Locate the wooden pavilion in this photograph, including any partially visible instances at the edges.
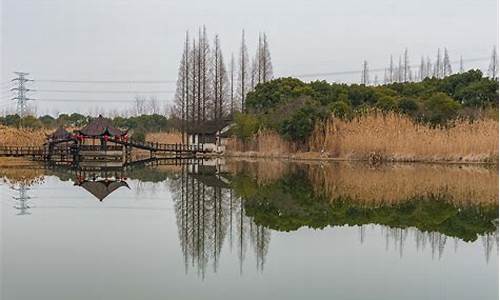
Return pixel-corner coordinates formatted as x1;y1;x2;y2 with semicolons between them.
73;115;129;167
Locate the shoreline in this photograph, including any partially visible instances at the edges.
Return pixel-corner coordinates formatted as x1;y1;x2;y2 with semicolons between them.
221;151;499;165
0;153;498;167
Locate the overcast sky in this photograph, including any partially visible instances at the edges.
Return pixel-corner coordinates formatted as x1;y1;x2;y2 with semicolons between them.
1;0;498;115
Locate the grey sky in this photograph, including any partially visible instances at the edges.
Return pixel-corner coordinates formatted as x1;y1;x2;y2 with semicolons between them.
1;0;498;115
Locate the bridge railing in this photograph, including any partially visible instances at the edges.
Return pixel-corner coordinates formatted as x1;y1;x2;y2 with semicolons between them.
109;137;209;153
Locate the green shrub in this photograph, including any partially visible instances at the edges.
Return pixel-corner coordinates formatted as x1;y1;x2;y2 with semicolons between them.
132;129;146;142
233;113;260;140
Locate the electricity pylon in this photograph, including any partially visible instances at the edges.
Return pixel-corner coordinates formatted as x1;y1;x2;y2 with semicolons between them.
11;72;34;118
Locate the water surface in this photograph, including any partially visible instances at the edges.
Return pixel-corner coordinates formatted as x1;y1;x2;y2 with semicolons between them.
1;160;498;300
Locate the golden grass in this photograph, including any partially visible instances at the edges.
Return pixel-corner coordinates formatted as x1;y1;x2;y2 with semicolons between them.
146;131;182;144
225;130;292;157
0;125;50;147
309;112;499;162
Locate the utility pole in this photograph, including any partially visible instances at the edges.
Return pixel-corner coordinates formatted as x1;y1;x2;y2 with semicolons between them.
11;72;34;118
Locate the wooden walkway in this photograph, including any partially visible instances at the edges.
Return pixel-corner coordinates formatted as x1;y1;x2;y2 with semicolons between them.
112;139;207;153
0;139;209;161
0;146;46;158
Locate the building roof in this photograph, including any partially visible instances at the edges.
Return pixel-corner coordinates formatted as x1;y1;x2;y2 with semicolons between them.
47;126;71;140
186;119;232;135
78;115;128;137
78;180;130;201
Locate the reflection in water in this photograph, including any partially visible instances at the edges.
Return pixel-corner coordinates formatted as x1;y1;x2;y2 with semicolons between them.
1;160;498;273
11;183;32;216
171;164;270;277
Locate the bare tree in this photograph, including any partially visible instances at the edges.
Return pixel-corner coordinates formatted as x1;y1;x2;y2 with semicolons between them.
134;96;147;116
397;56;403;82
230;53;235;115
403;48;410;82
426;56;432;79
419;56;426;81
361;60;369;85
257;33;273;83
388;55;394;83
434;48;442;78
443;48;452;76
148;96;160;115
488;46;498;79
212;34;229;121
237;30;250;111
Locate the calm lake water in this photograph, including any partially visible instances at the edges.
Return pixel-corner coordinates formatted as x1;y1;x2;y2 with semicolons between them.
1;160;498;300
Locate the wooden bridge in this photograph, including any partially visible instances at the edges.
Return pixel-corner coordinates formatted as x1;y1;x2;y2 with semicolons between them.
0;138;211;167
0;146;46;158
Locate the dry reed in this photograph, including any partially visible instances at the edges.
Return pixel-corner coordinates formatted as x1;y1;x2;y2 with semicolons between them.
309;113;498;162
0;125;50;147
225;130;292;158
146;131;182;144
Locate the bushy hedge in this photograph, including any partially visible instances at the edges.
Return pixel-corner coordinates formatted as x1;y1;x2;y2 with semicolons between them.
240;70;498;142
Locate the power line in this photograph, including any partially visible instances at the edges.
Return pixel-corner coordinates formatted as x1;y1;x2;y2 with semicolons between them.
35;99;164;103
36;79;176;84
35;89;175;94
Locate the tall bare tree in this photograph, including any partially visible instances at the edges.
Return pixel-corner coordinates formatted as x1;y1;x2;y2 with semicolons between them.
403;48;410;82
434;48;442;78
419;56;426;81
389;55;394;83
212;34;229;121
443;48;452;76
361;60;369;85
237;30;250;111
488;46;498;79
230;53;235;115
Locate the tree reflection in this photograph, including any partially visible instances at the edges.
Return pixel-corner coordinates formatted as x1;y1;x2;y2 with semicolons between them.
171;164;270;277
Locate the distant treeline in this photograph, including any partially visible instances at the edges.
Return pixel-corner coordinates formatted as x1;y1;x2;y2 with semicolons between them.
233;69;499;142
0;113;178;134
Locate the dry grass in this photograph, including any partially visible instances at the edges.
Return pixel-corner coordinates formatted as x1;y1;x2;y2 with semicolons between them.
309;113;498;162
225;130;292;157
0;125;50;147
130;131;182;160
146;131;182;144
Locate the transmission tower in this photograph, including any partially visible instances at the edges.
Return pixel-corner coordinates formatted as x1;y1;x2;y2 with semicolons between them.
12;183;32;216
11;72;34;117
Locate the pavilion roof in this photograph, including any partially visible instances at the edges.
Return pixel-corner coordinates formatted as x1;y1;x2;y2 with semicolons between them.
78;180;130;201
186;119;232;135
47;126;71;140
78;115;127;137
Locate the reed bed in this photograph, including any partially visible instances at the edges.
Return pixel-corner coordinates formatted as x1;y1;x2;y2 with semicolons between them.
146;131;182;144
225;130;292;158
0;125;50;147
309;113;499;162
